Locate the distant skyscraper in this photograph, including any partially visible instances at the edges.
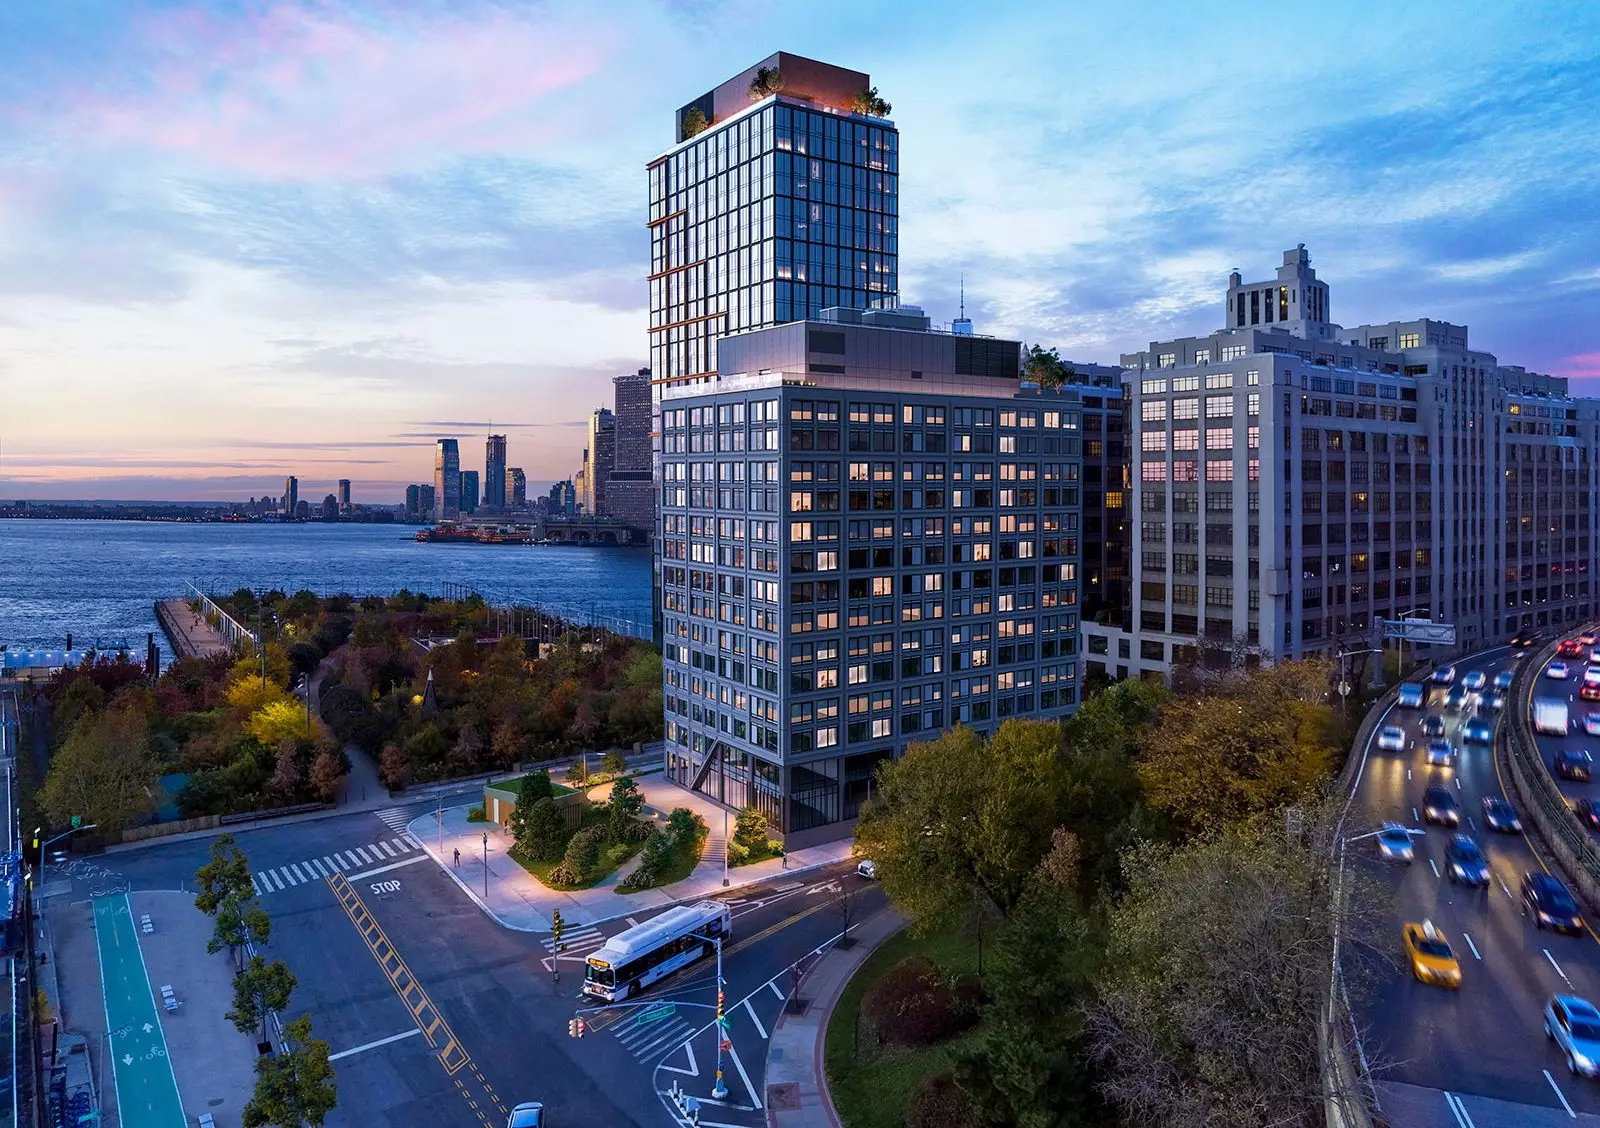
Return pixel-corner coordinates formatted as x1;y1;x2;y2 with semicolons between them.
549;479;575;515
420;483;436;517
337;479;352;512
433;439;460;522
607;368;654;530
281;475;299;517
484;434;507;510
405;483;422;518
320;494;338;519
507;467;526;508
461;470;480;515
578;408;615;515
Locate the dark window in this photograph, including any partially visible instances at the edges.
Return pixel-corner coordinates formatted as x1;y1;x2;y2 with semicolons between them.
808;330;846;355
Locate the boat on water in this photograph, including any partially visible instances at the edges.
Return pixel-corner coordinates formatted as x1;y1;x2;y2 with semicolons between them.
415;524;535;545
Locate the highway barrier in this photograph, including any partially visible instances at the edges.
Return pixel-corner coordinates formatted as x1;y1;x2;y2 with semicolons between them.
1503;628;1600;912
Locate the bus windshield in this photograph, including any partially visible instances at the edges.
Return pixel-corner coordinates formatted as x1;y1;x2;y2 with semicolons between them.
585;961;615;988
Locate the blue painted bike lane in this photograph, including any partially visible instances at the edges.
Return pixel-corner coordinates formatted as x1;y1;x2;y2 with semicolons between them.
92;894;187;1128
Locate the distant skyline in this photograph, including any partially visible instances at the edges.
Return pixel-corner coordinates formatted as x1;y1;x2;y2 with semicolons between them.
1;0;1596;500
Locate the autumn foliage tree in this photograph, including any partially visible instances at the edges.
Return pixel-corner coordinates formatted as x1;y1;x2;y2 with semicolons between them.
40;703;161;833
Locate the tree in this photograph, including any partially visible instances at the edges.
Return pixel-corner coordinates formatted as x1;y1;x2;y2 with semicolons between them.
733;805;768;852
209;898;272;971
40;704;161;833
378;743;410;790
1086;808;1387;1128
606;775;644;841
849;85;892;117
308;746;345;802
249;699;310;747
227;956;297;1044
268;739;303;800
551;825;603;883
681;106;709;140
1135;660;1337;836
1022;344;1073;390
243;1014;337;1128
747;65;784;100
854;720;1066;930
601;748;628;776
514;797;569;863
194;834;255;916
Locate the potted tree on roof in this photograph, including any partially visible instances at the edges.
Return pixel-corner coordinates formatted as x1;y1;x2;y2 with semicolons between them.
748;66;784;100
849;86;892;117
1023;344;1074;390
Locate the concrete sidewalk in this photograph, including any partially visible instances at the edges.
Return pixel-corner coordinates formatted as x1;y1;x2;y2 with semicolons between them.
765;908;906;1128
160;599;231;659
410;771;855;931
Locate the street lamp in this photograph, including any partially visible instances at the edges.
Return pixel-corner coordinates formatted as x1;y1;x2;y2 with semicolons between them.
1329;824;1421;1025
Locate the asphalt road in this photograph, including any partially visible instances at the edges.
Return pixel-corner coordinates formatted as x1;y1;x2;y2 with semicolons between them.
1351;645;1600;1126
57;796;875;1127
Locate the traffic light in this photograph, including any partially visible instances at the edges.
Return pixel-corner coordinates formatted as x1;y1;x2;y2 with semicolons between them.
552;909;565;954
567;1017;586;1038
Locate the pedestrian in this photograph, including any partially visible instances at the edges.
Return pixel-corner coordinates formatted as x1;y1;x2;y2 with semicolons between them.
453;848;460;867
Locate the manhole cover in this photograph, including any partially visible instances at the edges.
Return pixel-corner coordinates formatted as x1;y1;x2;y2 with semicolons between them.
769;1083;801;1110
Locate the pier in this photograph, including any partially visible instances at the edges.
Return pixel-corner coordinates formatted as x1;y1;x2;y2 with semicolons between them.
154;600;233;660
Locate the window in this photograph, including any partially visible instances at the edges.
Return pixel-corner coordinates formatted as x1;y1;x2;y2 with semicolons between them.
1221;345;1249;361
1142;431;1168;452
1142;400;1168;423
1398;332;1421;349
1159;353;1177;368
1206;427;1233;449
1206;372;1232;389
1172;399;1199;420
1206;460;1234;482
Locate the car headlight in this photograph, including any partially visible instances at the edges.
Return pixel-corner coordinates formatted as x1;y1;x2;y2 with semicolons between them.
1451;864;1465;876
1540;911;1554;923
1575;1052;1594;1073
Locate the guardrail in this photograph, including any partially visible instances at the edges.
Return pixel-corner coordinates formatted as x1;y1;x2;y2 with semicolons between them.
183;581;260;653
1503;627;1600;911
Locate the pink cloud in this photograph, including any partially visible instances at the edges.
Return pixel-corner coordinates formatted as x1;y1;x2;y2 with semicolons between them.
1553;352;1600;380
43;4;612;179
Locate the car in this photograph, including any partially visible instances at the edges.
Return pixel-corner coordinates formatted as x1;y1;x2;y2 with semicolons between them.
1575;799;1600;831
1419;714;1447;739
1586;665;1600;684
1550;661;1572;680
1402;919;1462;987
1377;725;1406;753
1584;712;1600;737
856;859;877;879
1431;665;1457;686
1398;682;1426;708
1426;738;1456;767
1486;692;1508;713
1582;682;1600;703
1377;822;1416;861
1559;640;1586;659
1582;632;1598;647
1444;685;1469;711
1446;834;1490;885
1554;750;1594;782
1464;717;1494;745
1483;796;1523;832
508;1102;545;1128
1495;669;1516;690
1463;671;1488;692
1546;995;1600;1078
1525;872;1586;934
1423;784;1460;825
1591;647;1600;665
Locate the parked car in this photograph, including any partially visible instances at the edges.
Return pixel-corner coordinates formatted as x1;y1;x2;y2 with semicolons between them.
856;859;878;879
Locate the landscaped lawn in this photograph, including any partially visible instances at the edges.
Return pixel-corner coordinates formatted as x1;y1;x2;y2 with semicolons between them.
730;840;783;868
824;920;987;1128
509;808;644;891
617;826;707;894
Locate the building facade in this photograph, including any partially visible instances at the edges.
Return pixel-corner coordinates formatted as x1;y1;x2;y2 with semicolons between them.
548;479;575;515
281;476;298;517
1086;246;1600;681
578;408;616;515
485;435;508;510
607;368;655;531
657;308;1084;843
337;479;352;512
434;439;460;522
507;468;527;509
461;470;480;516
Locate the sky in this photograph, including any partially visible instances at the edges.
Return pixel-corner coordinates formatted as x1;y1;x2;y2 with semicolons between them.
1;0;1596;503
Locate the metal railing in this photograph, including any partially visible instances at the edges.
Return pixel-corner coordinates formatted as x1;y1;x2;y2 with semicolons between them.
183;581;260;652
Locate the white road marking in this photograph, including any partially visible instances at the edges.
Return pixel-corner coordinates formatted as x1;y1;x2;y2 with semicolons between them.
1456;777;1462;790
377;840;398;858
389;838;410;853
632;1021;694;1060
250;877;262;896
658;1040;699;1076
339;851;360;867
1462;933;1481;960
1413;807;1420;822
347;855;429;882
1408;769;1413;781
308;859;328;878
627;916;640;926
1544;1069;1577;1118
727;1041;762;1110
768;981;784;1000
354;846;374;864
327;1028;422;1061
742;998;767;1039
1430;859;1440;879
1443;1091;1479;1128
1500;878;1513;898
271;867;293;887
1546;949;1573;986
290;863;311;883
321;856;340;872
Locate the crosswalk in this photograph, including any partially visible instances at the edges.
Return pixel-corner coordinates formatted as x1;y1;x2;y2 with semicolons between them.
539;925;606;955
374;807;416;834
251;835;422;895
613;1007;699;1064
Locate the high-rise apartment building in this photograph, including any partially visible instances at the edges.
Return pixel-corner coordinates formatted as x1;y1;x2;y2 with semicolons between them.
507;468;527;508
578;408;616;515
607;368;655;530
485;435;507;510
461;470;480;516
337;479;352;512
1084;245;1600;681
658;307;1084;843
549;479;575;515
281;475;298;518
433;439;460;522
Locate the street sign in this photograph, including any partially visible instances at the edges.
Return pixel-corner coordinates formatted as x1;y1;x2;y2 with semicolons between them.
71;815;81;828
639;1003;677;1024
1379;618;1457;645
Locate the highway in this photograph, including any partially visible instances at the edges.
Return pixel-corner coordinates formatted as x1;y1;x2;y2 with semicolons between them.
1350;644;1600;1126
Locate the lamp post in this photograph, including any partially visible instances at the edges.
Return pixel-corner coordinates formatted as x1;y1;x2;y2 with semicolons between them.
482;831;489;898
1392;606;1434;680
722;807;730;888
712;934;729;1100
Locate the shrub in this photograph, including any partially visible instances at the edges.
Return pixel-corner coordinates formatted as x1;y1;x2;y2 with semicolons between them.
601;748;628;775
378;743;410;790
519;770;554;802
620;830;674;891
904;1072;985;1128
726;839;750;864
515;797;570;862
859;956;973;1049
549;825;605;883
733;805;767;851
466;805;487;823
666;807;704;844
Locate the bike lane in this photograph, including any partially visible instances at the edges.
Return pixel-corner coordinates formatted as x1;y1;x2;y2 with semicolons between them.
92;894;187;1128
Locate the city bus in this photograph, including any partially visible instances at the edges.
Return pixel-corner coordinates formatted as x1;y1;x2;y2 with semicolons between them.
583;900;732;1003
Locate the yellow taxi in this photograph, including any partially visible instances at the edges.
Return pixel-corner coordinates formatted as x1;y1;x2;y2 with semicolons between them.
1403;920;1462;988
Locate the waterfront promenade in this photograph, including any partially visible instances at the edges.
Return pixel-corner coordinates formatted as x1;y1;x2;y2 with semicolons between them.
153;599;230;659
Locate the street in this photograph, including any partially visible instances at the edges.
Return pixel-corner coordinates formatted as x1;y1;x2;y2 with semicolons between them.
46;793;877;1127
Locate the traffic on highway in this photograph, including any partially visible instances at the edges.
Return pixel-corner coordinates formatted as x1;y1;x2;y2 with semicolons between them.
1351;633;1600;1126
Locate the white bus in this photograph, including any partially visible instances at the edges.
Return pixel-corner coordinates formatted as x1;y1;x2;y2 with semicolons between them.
583;900;732;1002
